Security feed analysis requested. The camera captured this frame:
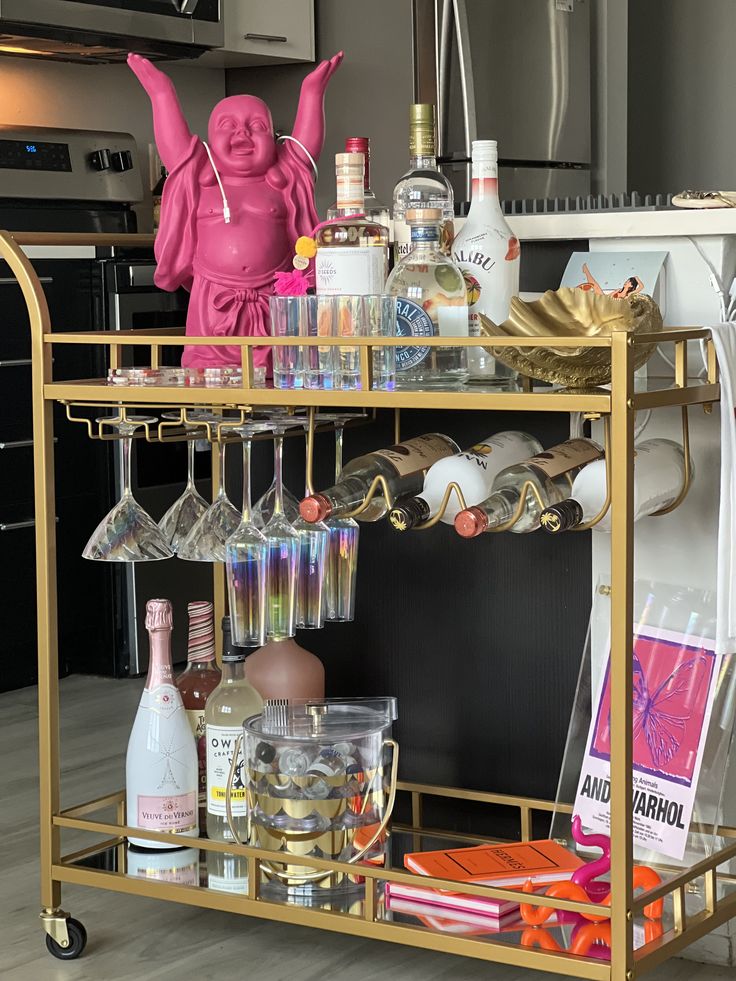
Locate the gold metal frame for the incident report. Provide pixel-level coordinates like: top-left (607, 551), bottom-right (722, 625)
top-left (3, 225), bottom-right (729, 979)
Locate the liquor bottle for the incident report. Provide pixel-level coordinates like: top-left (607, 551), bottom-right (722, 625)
top-left (205, 617), bottom-right (263, 844)
top-left (315, 152), bottom-right (389, 296)
top-left (393, 103), bottom-right (455, 261)
top-left (539, 438), bottom-right (690, 534)
top-left (451, 140), bottom-right (520, 382)
top-left (245, 637), bottom-right (325, 700)
top-left (389, 431), bottom-right (542, 531)
top-left (207, 851), bottom-right (249, 894)
top-left (126, 599), bottom-right (199, 849)
top-left (299, 433), bottom-right (460, 524)
top-left (327, 137), bottom-right (390, 229)
top-left (175, 601), bottom-right (221, 831)
top-left (385, 208), bottom-right (469, 389)
top-left (454, 438), bottom-right (604, 537)
top-left (152, 165), bottom-right (167, 233)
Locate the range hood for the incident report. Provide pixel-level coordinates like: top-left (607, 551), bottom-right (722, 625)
top-left (0, 0), bottom-right (223, 64)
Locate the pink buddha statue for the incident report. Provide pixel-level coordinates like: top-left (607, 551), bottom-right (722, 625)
top-left (128, 51), bottom-right (342, 369)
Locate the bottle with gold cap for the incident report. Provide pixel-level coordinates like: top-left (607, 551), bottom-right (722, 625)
top-left (315, 151), bottom-right (388, 296)
top-left (385, 208), bottom-right (469, 389)
top-left (392, 103), bottom-right (455, 262)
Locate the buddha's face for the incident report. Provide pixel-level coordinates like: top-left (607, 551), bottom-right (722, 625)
top-left (208, 96), bottom-right (277, 177)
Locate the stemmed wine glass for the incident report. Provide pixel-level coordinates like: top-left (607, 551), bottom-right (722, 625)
top-left (252, 412), bottom-right (301, 527)
top-left (83, 415), bottom-right (173, 562)
top-left (225, 420), bottom-right (273, 647)
top-left (158, 414), bottom-right (208, 553)
top-left (263, 421), bottom-right (300, 640)
top-left (323, 415), bottom-right (360, 621)
top-left (292, 416), bottom-right (331, 630)
top-left (178, 434), bottom-right (240, 562)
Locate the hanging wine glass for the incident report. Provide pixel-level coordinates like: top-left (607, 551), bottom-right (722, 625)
top-left (178, 435), bottom-right (240, 563)
top-left (224, 419), bottom-right (273, 647)
top-left (323, 415), bottom-right (360, 621)
top-left (292, 416), bottom-right (332, 630)
top-left (158, 413), bottom-right (209, 553)
top-left (263, 422), bottom-right (300, 640)
top-left (252, 415), bottom-right (302, 528)
top-left (83, 415), bottom-right (173, 562)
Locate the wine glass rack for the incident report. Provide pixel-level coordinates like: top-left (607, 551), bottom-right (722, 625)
top-left (4, 226), bottom-right (734, 979)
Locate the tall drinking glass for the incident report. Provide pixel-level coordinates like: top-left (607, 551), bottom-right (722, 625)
top-left (83, 415), bottom-right (173, 562)
top-left (292, 418), bottom-right (330, 629)
top-left (263, 424), bottom-right (300, 640)
top-left (323, 416), bottom-right (360, 621)
top-left (225, 422), bottom-right (271, 647)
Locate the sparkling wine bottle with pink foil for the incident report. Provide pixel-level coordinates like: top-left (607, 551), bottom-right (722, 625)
top-left (126, 599), bottom-right (199, 849)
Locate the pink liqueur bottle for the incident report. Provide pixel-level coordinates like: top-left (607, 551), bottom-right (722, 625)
top-left (245, 637), bottom-right (324, 701)
top-left (126, 599), bottom-right (199, 849)
top-left (176, 601), bottom-right (221, 831)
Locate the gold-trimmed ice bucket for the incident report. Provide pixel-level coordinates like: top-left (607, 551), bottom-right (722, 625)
top-left (228, 698), bottom-right (398, 894)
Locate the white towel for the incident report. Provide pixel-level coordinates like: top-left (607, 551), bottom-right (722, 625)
top-left (709, 323), bottom-right (736, 655)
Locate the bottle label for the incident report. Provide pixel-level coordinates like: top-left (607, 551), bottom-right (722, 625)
top-left (374, 434), bottom-right (455, 477)
top-left (136, 792), bottom-right (197, 833)
top-left (316, 246), bottom-right (386, 296)
top-left (395, 219), bottom-right (454, 260)
top-left (186, 709), bottom-right (207, 808)
top-left (140, 683), bottom-right (183, 721)
top-left (394, 298), bottom-right (433, 370)
top-left (208, 873), bottom-right (249, 894)
top-left (206, 724), bottom-right (248, 817)
top-left (527, 439), bottom-right (603, 480)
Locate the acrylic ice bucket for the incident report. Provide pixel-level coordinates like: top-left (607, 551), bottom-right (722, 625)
top-left (240, 697), bottom-right (398, 893)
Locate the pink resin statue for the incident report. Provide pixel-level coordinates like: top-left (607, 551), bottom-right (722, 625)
top-left (128, 51), bottom-right (343, 369)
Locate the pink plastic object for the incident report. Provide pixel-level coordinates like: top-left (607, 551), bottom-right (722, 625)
top-left (128, 51), bottom-right (343, 369)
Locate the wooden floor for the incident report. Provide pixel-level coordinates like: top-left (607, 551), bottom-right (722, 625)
top-left (2, 675), bottom-right (735, 981)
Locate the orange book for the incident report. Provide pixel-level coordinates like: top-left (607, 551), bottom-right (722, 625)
top-left (404, 839), bottom-right (583, 888)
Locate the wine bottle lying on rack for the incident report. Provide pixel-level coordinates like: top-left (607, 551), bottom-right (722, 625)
top-left (454, 438), bottom-right (604, 537)
top-left (388, 431), bottom-right (542, 531)
top-left (539, 438), bottom-right (690, 533)
top-left (299, 433), bottom-right (459, 523)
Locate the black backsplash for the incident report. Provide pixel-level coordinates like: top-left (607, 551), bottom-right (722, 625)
top-left (246, 408), bottom-right (591, 810)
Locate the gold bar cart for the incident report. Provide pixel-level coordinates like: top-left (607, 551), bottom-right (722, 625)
top-left (4, 227), bottom-right (734, 980)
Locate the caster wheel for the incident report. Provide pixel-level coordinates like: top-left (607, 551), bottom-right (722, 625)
top-left (45, 918), bottom-right (87, 960)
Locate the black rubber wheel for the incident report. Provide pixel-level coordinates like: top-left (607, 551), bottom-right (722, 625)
top-left (45, 918), bottom-right (87, 960)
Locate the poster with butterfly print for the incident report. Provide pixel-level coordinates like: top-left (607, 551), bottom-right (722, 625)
top-left (574, 627), bottom-right (719, 860)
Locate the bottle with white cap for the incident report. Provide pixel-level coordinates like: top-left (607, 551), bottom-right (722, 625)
top-left (451, 140), bottom-right (520, 382)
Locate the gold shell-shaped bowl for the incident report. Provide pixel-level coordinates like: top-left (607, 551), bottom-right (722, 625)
top-left (478, 288), bottom-right (663, 386)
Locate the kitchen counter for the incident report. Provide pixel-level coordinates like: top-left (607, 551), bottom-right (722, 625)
top-left (506, 206), bottom-right (736, 241)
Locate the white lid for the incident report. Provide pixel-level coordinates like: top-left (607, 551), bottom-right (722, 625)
top-left (472, 140), bottom-right (498, 162)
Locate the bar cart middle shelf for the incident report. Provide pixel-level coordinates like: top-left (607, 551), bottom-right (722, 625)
top-left (5, 228), bottom-right (734, 981)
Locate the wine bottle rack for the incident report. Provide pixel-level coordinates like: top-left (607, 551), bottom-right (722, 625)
top-left (4, 225), bottom-right (734, 980)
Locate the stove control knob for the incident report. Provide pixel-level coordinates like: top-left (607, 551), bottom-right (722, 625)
top-left (110, 150), bottom-right (134, 173)
top-left (88, 148), bottom-right (111, 171)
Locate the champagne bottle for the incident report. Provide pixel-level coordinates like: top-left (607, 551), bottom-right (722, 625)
top-left (175, 601), bottom-right (221, 831)
top-left (205, 617), bottom-right (263, 844)
top-left (126, 599), bottom-right (199, 849)
top-left (539, 438), bottom-right (690, 534)
top-left (389, 431), bottom-right (542, 531)
top-left (454, 438), bottom-right (604, 537)
top-left (299, 433), bottom-right (460, 524)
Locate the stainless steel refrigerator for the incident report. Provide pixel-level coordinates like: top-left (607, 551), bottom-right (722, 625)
top-left (413, 0), bottom-right (591, 204)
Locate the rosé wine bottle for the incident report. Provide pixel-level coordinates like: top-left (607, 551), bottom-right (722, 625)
top-left (176, 601), bottom-right (221, 832)
top-left (126, 599), bottom-right (199, 849)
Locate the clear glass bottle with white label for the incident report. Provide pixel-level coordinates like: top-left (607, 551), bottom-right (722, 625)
top-left (315, 152), bottom-right (388, 296)
top-left (392, 103), bottom-right (454, 261)
top-left (385, 208), bottom-right (469, 389)
top-left (451, 140), bottom-right (520, 383)
top-left (205, 617), bottom-right (263, 843)
top-left (126, 599), bottom-right (199, 849)
top-left (299, 433), bottom-right (460, 524)
top-left (454, 438), bottom-right (604, 536)
top-left (539, 438), bottom-right (690, 534)
top-left (389, 431), bottom-right (542, 531)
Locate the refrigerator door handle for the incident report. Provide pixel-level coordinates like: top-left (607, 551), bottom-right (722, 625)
top-left (437, 0), bottom-right (453, 157)
top-left (452, 0), bottom-right (478, 200)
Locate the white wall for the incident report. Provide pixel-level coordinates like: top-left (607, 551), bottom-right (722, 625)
top-left (0, 57), bottom-right (226, 228)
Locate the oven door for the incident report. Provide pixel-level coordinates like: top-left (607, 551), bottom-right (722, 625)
top-left (0, 0), bottom-right (223, 49)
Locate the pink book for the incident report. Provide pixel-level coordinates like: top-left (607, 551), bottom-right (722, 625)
top-left (385, 881), bottom-right (521, 920)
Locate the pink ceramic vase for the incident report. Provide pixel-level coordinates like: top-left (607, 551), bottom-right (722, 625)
top-left (245, 637), bottom-right (325, 700)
